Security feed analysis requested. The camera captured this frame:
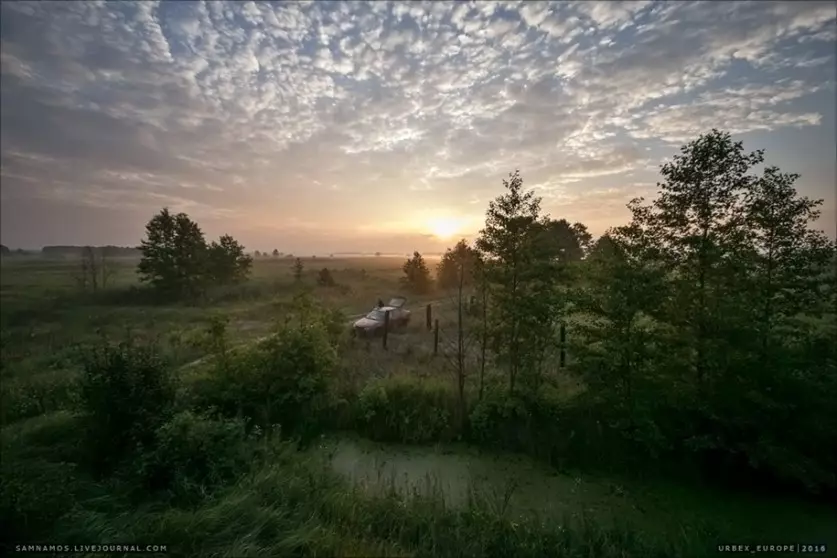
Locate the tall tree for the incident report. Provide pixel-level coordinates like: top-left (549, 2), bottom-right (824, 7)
top-left (272, 249), bottom-right (279, 257)
top-left (401, 251), bottom-right (432, 294)
top-left (436, 239), bottom-right (479, 290)
top-left (475, 170), bottom-right (560, 394)
top-left (537, 218), bottom-right (589, 263)
top-left (138, 208), bottom-right (209, 299)
top-left (438, 239), bottom-right (478, 425)
top-left (572, 223), bottom-right (669, 430)
top-left (629, 130), bottom-right (764, 393)
top-left (745, 166), bottom-right (835, 357)
top-left (207, 234), bottom-right (253, 285)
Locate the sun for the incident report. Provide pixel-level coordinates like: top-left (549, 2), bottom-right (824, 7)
top-left (427, 216), bottom-right (461, 240)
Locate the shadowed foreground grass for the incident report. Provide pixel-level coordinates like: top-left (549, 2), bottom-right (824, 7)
top-left (2, 411), bottom-right (717, 558)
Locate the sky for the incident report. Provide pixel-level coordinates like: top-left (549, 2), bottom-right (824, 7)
top-left (1, 0), bottom-right (835, 254)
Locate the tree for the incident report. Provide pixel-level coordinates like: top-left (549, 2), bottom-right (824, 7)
top-left (537, 218), bottom-right (588, 263)
top-left (0, 245), bottom-right (9, 256)
top-left (137, 208), bottom-right (208, 299)
top-left (629, 130), bottom-right (764, 394)
top-left (317, 267), bottom-right (335, 287)
top-left (272, 249), bottom-right (279, 257)
top-left (401, 251), bottom-right (432, 294)
top-left (619, 129), bottom-right (837, 492)
top-left (572, 222), bottom-right (593, 258)
top-left (207, 234), bottom-right (253, 286)
top-left (572, 225), bottom-right (670, 433)
top-left (734, 165), bottom-right (837, 489)
top-left (475, 170), bottom-right (561, 394)
top-left (745, 166), bottom-right (835, 358)
top-left (293, 257), bottom-right (304, 282)
top-left (436, 239), bottom-right (479, 290)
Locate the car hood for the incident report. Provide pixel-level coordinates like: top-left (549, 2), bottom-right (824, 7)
top-left (353, 318), bottom-right (380, 329)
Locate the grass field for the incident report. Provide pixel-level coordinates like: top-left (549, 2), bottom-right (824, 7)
top-left (0, 255), bottom-right (446, 422)
top-left (2, 253), bottom-right (835, 556)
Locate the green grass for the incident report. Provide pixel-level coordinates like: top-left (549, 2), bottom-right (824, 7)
top-left (2, 255), bottom-right (835, 557)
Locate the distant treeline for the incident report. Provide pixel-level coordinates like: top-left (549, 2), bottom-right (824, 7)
top-left (41, 245), bottom-right (142, 257)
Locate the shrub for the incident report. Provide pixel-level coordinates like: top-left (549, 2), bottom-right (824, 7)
top-left (77, 340), bottom-right (175, 474)
top-left (194, 322), bottom-right (335, 440)
top-left (138, 411), bottom-right (252, 503)
top-left (0, 458), bottom-right (78, 544)
top-left (356, 375), bottom-right (455, 443)
top-left (0, 369), bottom-right (80, 423)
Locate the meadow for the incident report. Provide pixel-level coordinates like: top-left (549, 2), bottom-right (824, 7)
top-left (2, 250), bottom-right (835, 557)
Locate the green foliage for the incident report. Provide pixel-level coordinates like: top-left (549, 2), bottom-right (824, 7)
top-left (571, 225), bottom-right (671, 416)
top-left (536, 218), bottom-right (591, 263)
top-left (401, 251), bottom-right (432, 294)
top-left (317, 267), bottom-right (336, 287)
top-left (206, 234), bottom-right (253, 286)
top-left (357, 375), bottom-right (455, 443)
top-left (138, 208), bottom-right (208, 299)
top-left (586, 129), bottom-right (837, 495)
top-left (138, 411), bottom-right (252, 503)
top-left (193, 318), bottom-right (336, 440)
top-left (1, 369), bottom-right (80, 423)
top-left (137, 208), bottom-right (252, 300)
top-left (77, 340), bottom-right (175, 474)
top-left (0, 457), bottom-right (79, 544)
top-left (436, 239), bottom-right (479, 290)
top-left (476, 170), bottom-right (563, 394)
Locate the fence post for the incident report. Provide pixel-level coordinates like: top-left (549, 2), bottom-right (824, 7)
top-left (433, 318), bottom-right (439, 355)
top-left (383, 310), bottom-right (390, 350)
top-left (426, 303), bottom-right (432, 331)
top-left (559, 322), bottom-right (567, 368)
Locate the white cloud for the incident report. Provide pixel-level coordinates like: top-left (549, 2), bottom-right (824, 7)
top-left (1, 0), bottom-right (835, 246)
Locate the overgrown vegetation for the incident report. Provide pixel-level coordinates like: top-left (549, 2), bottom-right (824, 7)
top-left (2, 130), bottom-right (835, 555)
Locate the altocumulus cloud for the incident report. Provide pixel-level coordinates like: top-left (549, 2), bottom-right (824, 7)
top-left (1, 0), bottom-right (835, 250)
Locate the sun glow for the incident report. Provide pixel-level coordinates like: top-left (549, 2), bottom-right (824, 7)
top-left (427, 216), bottom-right (462, 240)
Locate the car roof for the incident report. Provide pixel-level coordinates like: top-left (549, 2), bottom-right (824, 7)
top-left (388, 296), bottom-right (406, 308)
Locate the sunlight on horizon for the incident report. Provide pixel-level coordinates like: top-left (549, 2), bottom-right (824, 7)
top-left (427, 215), bottom-right (463, 240)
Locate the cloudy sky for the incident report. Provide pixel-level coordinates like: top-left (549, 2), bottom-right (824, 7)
top-left (1, 1), bottom-right (835, 253)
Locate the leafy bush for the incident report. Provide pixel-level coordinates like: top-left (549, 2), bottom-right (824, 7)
top-left (0, 369), bottom-right (80, 423)
top-left (356, 375), bottom-right (455, 443)
top-left (138, 411), bottom-right (252, 503)
top-left (193, 321), bottom-right (335, 440)
top-left (77, 340), bottom-right (175, 474)
top-left (0, 458), bottom-right (79, 544)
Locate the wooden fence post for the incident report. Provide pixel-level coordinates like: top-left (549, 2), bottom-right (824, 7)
top-left (383, 310), bottom-right (390, 350)
top-left (559, 322), bottom-right (567, 368)
top-left (426, 303), bottom-right (432, 331)
top-left (433, 318), bottom-right (439, 355)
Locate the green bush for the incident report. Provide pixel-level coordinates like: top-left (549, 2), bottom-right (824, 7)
top-left (138, 411), bottom-right (252, 503)
top-left (0, 457), bottom-right (79, 544)
top-left (77, 340), bottom-right (175, 474)
top-left (0, 369), bottom-right (80, 424)
top-left (356, 375), bottom-right (455, 443)
top-left (193, 322), bottom-right (335, 440)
